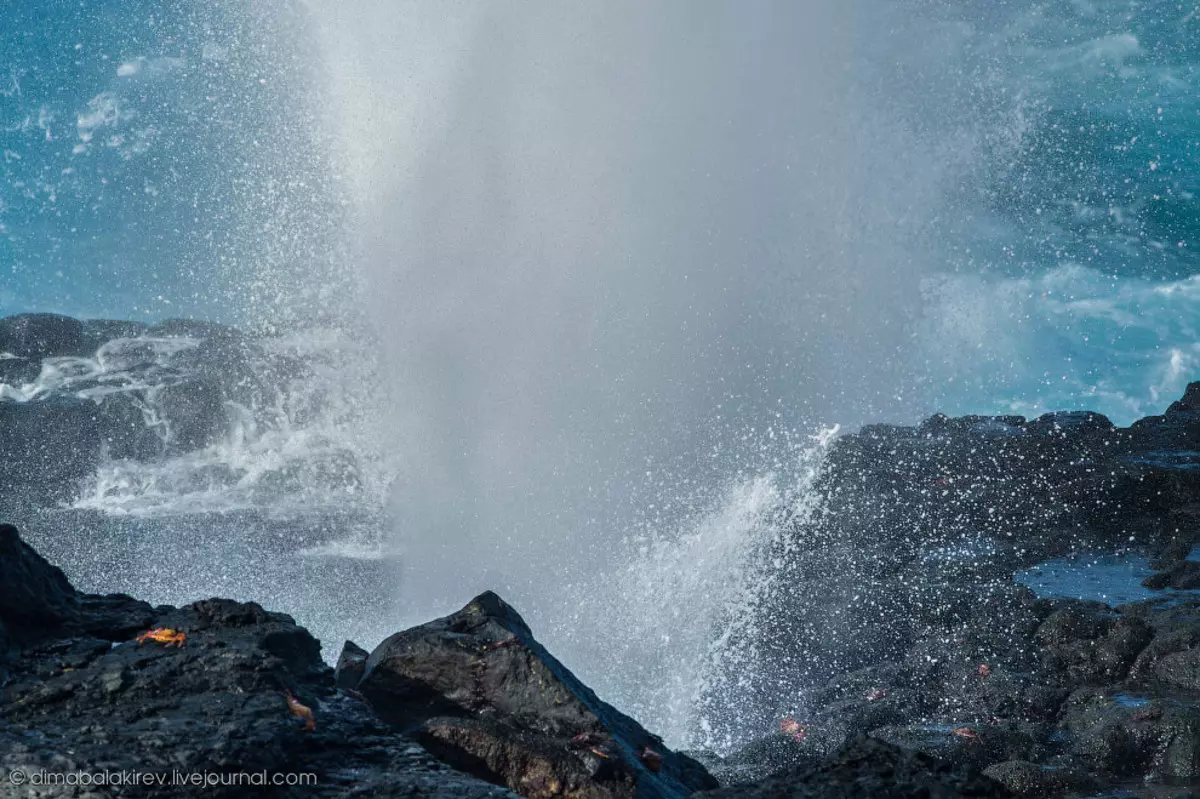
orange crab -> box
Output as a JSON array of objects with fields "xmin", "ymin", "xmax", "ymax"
[
  {"xmin": 780, "ymin": 717, "xmax": 808, "ymax": 742},
  {"xmin": 285, "ymin": 691, "xmax": 316, "ymax": 732},
  {"xmin": 976, "ymin": 663, "xmax": 992, "ymax": 678},
  {"xmin": 951, "ymin": 726, "xmax": 980, "ymax": 742},
  {"xmin": 136, "ymin": 628, "xmax": 187, "ymax": 648}
]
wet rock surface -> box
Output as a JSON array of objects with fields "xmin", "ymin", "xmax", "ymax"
[
  {"xmin": 698, "ymin": 735, "xmax": 1010, "ymax": 798},
  {"xmin": 350, "ymin": 590, "xmax": 718, "ymax": 798},
  {"xmin": 0, "ymin": 519, "xmax": 1022, "ymax": 798},
  {"xmin": 0, "ymin": 314, "xmax": 88, "ymax": 360},
  {"xmin": 0, "ymin": 523, "xmax": 516, "ymax": 798},
  {"xmin": 707, "ymin": 381, "xmax": 1200, "ymax": 797}
]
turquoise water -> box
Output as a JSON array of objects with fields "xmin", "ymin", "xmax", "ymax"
[
  {"xmin": 2, "ymin": 0, "xmax": 1197, "ymax": 422},
  {"xmin": 0, "ymin": 0, "xmax": 343, "ymax": 324},
  {"xmin": 914, "ymin": 1, "xmax": 1200, "ymax": 423}
]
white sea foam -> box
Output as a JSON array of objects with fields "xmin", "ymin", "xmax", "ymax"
[
  {"xmin": 919, "ymin": 267, "xmax": 1200, "ymax": 423},
  {"xmin": 0, "ymin": 325, "xmax": 393, "ymax": 521}
]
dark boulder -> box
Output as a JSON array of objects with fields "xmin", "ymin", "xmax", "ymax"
[
  {"xmin": 148, "ymin": 318, "xmax": 243, "ymax": 341},
  {"xmin": 1142, "ymin": 560, "xmax": 1200, "ymax": 590},
  {"xmin": 1153, "ymin": 646, "xmax": 1200, "ymax": 692},
  {"xmin": 95, "ymin": 391, "xmax": 166, "ymax": 461},
  {"xmin": 155, "ymin": 377, "xmax": 229, "ymax": 451},
  {"xmin": 1167, "ymin": 382, "xmax": 1200, "ymax": 416},
  {"xmin": 355, "ymin": 591, "xmax": 719, "ymax": 798},
  {"xmin": 0, "ymin": 357, "xmax": 41, "ymax": 386},
  {"xmin": 698, "ymin": 734, "xmax": 1012, "ymax": 798},
  {"xmin": 0, "ymin": 523, "xmax": 78, "ymax": 639},
  {"xmin": 1025, "ymin": 410, "xmax": 1114, "ymax": 437},
  {"xmin": 335, "ymin": 639, "xmax": 368, "ymax": 690},
  {"xmin": 0, "ymin": 397, "xmax": 104, "ymax": 505},
  {"xmin": 1034, "ymin": 602, "xmax": 1151, "ymax": 685},
  {"xmin": 1059, "ymin": 689, "xmax": 1200, "ymax": 782},
  {"xmin": 0, "ymin": 314, "xmax": 87, "ymax": 359},
  {"xmin": 869, "ymin": 722, "xmax": 1045, "ymax": 772},
  {"xmin": 982, "ymin": 759, "xmax": 1097, "ymax": 797},
  {"xmin": 80, "ymin": 318, "xmax": 150, "ymax": 350},
  {"xmin": 709, "ymin": 734, "xmax": 823, "ymax": 786},
  {"xmin": 1126, "ymin": 381, "xmax": 1200, "ymax": 451}
]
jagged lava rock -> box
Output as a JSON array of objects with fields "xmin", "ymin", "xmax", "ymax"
[
  {"xmin": 354, "ymin": 591, "xmax": 718, "ymax": 798},
  {"xmin": 335, "ymin": 639, "xmax": 369, "ymax": 690},
  {"xmin": 697, "ymin": 735, "xmax": 1011, "ymax": 798},
  {"xmin": 0, "ymin": 523, "xmax": 516, "ymax": 798}
]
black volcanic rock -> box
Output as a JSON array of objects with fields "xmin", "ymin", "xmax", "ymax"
[
  {"xmin": 0, "ymin": 398, "xmax": 105, "ymax": 506},
  {"xmin": 353, "ymin": 591, "xmax": 718, "ymax": 798},
  {"xmin": 982, "ymin": 759, "xmax": 1097, "ymax": 797},
  {"xmin": 0, "ymin": 313, "xmax": 87, "ymax": 359},
  {"xmin": 0, "ymin": 524, "xmax": 720, "ymax": 798},
  {"xmin": 0, "ymin": 523, "xmax": 78, "ymax": 637},
  {"xmin": 698, "ymin": 735, "xmax": 1011, "ymax": 798},
  {"xmin": 700, "ymin": 381, "xmax": 1200, "ymax": 794},
  {"xmin": 0, "ymin": 315, "xmax": 286, "ymax": 505},
  {"xmin": 335, "ymin": 639, "xmax": 368, "ymax": 690},
  {"xmin": 147, "ymin": 318, "xmax": 244, "ymax": 341},
  {"xmin": 0, "ymin": 523, "xmax": 517, "ymax": 797},
  {"xmin": 156, "ymin": 376, "xmax": 229, "ymax": 451},
  {"xmin": 80, "ymin": 318, "xmax": 150, "ymax": 348},
  {"xmin": 0, "ymin": 356, "xmax": 41, "ymax": 386}
]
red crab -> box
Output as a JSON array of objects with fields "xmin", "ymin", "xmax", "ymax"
[
  {"xmin": 951, "ymin": 726, "xmax": 980, "ymax": 743},
  {"xmin": 780, "ymin": 717, "xmax": 808, "ymax": 742},
  {"xmin": 640, "ymin": 747, "xmax": 664, "ymax": 772}
]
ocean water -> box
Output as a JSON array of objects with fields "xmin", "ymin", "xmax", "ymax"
[
  {"xmin": 910, "ymin": 0, "xmax": 1200, "ymax": 422},
  {"xmin": 2, "ymin": 0, "xmax": 1198, "ymax": 750},
  {"xmin": 3, "ymin": 1, "xmax": 1196, "ymax": 422},
  {"xmin": 0, "ymin": 0, "xmax": 346, "ymax": 324}
]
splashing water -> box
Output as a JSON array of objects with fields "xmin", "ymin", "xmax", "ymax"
[
  {"xmin": 3, "ymin": 0, "xmax": 1199, "ymax": 759},
  {"xmin": 65, "ymin": 327, "xmax": 394, "ymax": 519},
  {"xmin": 552, "ymin": 425, "xmax": 839, "ymax": 750}
]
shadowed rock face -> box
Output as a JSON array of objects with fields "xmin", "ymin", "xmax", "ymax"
[
  {"xmin": 353, "ymin": 591, "xmax": 718, "ymax": 799},
  {"xmin": 0, "ymin": 314, "xmax": 88, "ymax": 360},
  {"xmin": 698, "ymin": 735, "xmax": 1011, "ymax": 799}
]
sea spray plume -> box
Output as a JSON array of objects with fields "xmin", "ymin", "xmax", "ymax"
[
  {"xmin": 550, "ymin": 424, "xmax": 841, "ymax": 751},
  {"xmin": 304, "ymin": 0, "xmax": 970, "ymax": 665}
]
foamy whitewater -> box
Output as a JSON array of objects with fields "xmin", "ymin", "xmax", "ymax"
[{"xmin": 1, "ymin": 0, "xmax": 1197, "ymax": 751}]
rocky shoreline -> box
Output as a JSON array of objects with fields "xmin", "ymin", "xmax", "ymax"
[
  {"xmin": 0, "ymin": 522, "xmax": 1007, "ymax": 798},
  {"xmin": 3, "ymin": 311, "xmax": 1200, "ymax": 797}
]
